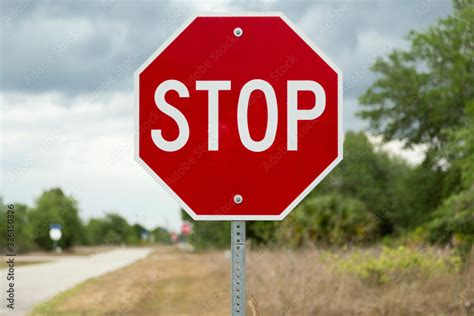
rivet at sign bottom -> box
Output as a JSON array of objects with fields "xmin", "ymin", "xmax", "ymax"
[{"xmin": 234, "ymin": 194, "xmax": 243, "ymax": 204}]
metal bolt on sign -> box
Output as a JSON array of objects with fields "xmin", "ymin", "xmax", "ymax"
[
  {"xmin": 233, "ymin": 27, "xmax": 243, "ymax": 37},
  {"xmin": 231, "ymin": 221, "xmax": 246, "ymax": 315},
  {"xmin": 233, "ymin": 194, "xmax": 243, "ymax": 204}
]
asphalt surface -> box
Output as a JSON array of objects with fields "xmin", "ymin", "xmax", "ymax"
[{"xmin": 0, "ymin": 247, "xmax": 153, "ymax": 315}]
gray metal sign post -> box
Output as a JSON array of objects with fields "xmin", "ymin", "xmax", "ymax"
[{"xmin": 231, "ymin": 221, "xmax": 246, "ymax": 315}]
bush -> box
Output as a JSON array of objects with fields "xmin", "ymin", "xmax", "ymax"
[
  {"xmin": 247, "ymin": 221, "xmax": 278, "ymax": 245},
  {"xmin": 327, "ymin": 246, "xmax": 462, "ymax": 285},
  {"xmin": 278, "ymin": 194, "xmax": 377, "ymax": 247},
  {"xmin": 316, "ymin": 132, "xmax": 435, "ymax": 235},
  {"xmin": 152, "ymin": 227, "xmax": 171, "ymax": 244},
  {"xmin": 425, "ymin": 185, "xmax": 474, "ymax": 259},
  {"xmin": 85, "ymin": 213, "xmax": 136, "ymax": 245}
]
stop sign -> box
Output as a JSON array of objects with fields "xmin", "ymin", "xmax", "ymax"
[
  {"xmin": 135, "ymin": 13, "xmax": 342, "ymax": 220},
  {"xmin": 181, "ymin": 221, "xmax": 192, "ymax": 236}
]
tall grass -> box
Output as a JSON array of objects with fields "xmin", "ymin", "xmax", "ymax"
[{"xmin": 247, "ymin": 246, "xmax": 473, "ymax": 315}]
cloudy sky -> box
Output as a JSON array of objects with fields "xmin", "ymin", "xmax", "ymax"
[{"xmin": 1, "ymin": 0, "xmax": 452, "ymax": 231}]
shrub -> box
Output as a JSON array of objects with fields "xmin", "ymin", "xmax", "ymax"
[
  {"xmin": 327, "ymin": 246, "xmax": 462, "ymax": 285},
  {"xmin": 85, "ymin": 213, "xmax": 136, "ymax": 245},
  {"xmin": 278, "ymin": 194, "xmax": 377, "ymax": 247},
  {"xmin": 425, "ymin": 185, "xmax": 474, "ymax": 260}
]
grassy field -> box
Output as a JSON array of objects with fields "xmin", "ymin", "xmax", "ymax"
[{"xmin": 31, "ymin": 246, "xmax": 473, "ymax": 315}]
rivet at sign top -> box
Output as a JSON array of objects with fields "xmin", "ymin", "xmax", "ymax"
[
  {"xmin": 233, "ymin": 27, "xmax": 243, "ymax": 37},
  {"xmin": 234, "ymin": 194, "xmax": 243, "ymax": 204}
]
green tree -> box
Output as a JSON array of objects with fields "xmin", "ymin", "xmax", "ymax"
[
  {"xmin": 278, "ymin": 194, "xmax": 377, "ymax": 247},
  {"xmin": 424, "ymin": 101, "xmax": 474, "ymax": 256},
  {"xmin": 317, "ymin": 132, "xmax": 416, "ymax": 234},
  {"xmin": 358, "ymin": 0, "xmax": 474, "ymax": 243},
  {"xmin": 85, "ymin": 213, "xmax": 135, "ymax": 245},
  {"xmin": 359, "ymin": 0, "xmax": 473, "ymax": 163},
  {"xmin": 152, "ymin": 226, "xmax": 171, "ymax": 244},
  {"xmin": 425, "ymin": 184, "xmax": 474, "ymax": 259},
  {"xmin": 359, "ymin": 0, "xmax": 473, "ymax": 201},
  {"xmin": 132, "ymin": 223, "xmax": 148, "ymax": 243},
  {"xmin": 0, "ymin": 199, "xmax": 35, "ymax": 253},
  {"xmin": 247, "ymin": 221, "xmax": 278, "ymax": 245},
  {"xmin": 84, "ymin": 218, "xmax": 106, "ymax": 245},
  {"xmin": 445, "ymin": 101, "xmax": 474, "ymax": 188},
  {"xmin": 29, "ymin": 188, "xmax": 84, "ymax": 250}
]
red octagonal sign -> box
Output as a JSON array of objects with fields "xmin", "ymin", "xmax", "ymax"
[{"xmin": 135, "ymin": 13, "xmax": 342, "ymax": 220}]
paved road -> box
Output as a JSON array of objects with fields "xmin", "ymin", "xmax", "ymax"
[{"xmin": 0, "ymin": 247, "xmax": 153, "ymax": 315}]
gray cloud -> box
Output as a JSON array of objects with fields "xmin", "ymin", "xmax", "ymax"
[
  {"xmin": 2, "ymin": 0, "xmax": 451, "ymax": 98},
  {"xmin": 1, "ymin": 0, "xmax": 191, "ymax": 94}
]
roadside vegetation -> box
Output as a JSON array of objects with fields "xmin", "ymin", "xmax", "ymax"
[
  {"xmin": 0, "ymin": 190, "xmax": 171, "ymax": 253},
  {"xmin": 30, "ymin": 246, "xmax": 473, "ymax": 315}
]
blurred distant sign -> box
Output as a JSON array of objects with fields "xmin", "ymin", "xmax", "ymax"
[
  {"xmin": 170, "ymin": 232, "xmax": 179, "ymax": 244},
  {"xmin": 181, "ymin": 221, "xmax": 192, "ymax": 236},
  {"xmin": 140, "ymin": 230, "xmax": 149, "ymax": 241},
  {"xmin": 49, "ymin": 224, "xmax": 62, "ymax": 241},
  {"xmin": 135, "ymin": 13, "xmax": 342, "ymax": 220}
]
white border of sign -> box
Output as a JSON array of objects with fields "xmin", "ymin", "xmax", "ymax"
[{"xmin": 134, "ymin": 12, "xmax": 343, "ymax": 221}]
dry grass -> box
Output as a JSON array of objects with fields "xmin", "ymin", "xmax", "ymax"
[
  {"xmin": 246, "ymin": 248, "xmax": 473, "ymax": 315},
  {"xmin": 32, "ymin": 246, "xmax": 473, "ymax": 315}
]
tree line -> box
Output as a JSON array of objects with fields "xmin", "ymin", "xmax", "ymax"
[{"xmin": 0, "ymin": 189, "xmax": 171, "ymax": 253}]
